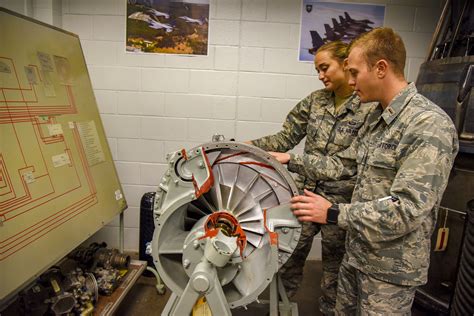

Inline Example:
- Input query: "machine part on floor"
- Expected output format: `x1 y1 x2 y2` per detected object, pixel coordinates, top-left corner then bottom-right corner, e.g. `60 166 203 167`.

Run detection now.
18 283 50 316
93 267 124 296
69 242 130 270
68 242 106 267
93 248 130 269
18 267 98 316
151 141 301 315
451 200 474 315
46 291 75 315
68 242 130 296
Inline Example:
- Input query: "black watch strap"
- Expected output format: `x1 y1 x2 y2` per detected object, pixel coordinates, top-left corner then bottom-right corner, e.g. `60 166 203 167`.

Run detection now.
326 204 340 225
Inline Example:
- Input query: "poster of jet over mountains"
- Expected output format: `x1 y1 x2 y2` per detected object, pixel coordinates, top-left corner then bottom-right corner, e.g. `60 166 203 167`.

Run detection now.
299 0 385 62
126 0 209 55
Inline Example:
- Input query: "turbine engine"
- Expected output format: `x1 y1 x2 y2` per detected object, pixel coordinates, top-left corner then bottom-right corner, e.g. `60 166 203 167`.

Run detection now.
150 141 301 315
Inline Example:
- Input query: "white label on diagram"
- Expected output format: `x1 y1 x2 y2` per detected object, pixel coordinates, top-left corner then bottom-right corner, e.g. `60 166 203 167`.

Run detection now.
52 152 70 167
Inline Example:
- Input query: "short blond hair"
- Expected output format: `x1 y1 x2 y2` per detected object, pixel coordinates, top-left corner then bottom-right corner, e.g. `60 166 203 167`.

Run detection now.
349 27 406 76
316 41 349 64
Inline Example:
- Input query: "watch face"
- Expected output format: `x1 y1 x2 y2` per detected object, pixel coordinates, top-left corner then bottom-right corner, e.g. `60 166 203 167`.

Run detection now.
327 206 339 224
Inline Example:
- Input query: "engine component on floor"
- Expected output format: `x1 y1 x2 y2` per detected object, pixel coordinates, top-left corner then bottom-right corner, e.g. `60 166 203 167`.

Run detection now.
68 242 129 296
93 267 125 296
69 242 130 270
18 267 98 316
150 141 301 315
68 242 105 267
18 283 50 316
93 248 130 270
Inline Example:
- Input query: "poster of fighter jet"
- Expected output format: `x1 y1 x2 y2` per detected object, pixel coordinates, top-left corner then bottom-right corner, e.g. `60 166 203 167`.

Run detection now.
299 0 385 62
126 0 209 55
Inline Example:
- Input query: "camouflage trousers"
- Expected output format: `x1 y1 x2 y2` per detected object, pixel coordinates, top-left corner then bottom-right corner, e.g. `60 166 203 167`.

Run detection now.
320 224 346 315
279 221 320 297
335 257 417 315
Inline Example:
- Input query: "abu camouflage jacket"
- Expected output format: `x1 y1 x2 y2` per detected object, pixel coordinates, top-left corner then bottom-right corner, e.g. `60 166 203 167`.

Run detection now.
251 89 375 203
302 83 459 285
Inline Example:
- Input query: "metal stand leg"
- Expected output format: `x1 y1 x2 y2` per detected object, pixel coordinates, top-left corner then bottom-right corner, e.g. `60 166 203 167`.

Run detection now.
269 273 295 316
171 279 201 316
146 267 166 295
162 292 179 316
278 274 292 316
269 275 279 316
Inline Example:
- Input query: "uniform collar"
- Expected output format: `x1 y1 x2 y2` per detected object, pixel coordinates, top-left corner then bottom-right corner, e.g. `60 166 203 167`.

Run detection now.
324 91 360 117
381 82 417 125
345 93 361 113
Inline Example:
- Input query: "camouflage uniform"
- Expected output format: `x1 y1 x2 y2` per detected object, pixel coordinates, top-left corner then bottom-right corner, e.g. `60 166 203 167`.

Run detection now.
336 259 417 315
301 83 459 314
251 89 375 314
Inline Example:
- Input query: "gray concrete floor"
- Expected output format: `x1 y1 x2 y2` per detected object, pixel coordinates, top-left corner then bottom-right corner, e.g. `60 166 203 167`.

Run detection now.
115 260 323 316
114 259 432 316
0 257 437 315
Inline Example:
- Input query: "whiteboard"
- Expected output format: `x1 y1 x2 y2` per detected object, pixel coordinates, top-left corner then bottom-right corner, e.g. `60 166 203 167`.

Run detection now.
0 7 127 302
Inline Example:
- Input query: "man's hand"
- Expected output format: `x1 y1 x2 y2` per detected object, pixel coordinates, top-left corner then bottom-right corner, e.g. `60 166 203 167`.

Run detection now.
269 152 291 164
291 189 332 224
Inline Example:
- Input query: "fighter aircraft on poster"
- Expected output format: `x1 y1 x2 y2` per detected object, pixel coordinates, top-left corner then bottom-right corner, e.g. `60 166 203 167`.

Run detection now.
309 11 374 54
299 1 385 62
128 11 174 32
126 0 210 55
148 8 170 19
178 15 206 25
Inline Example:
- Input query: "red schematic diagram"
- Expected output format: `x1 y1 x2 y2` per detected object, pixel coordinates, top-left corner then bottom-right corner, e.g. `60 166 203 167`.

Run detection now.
0 8 126 302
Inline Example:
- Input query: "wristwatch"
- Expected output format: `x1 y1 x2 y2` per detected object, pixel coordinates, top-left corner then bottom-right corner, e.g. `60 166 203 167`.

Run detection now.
326 204 340 225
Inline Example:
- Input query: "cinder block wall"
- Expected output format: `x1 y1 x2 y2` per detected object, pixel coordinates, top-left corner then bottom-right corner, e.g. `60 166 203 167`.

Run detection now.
1 0 445 259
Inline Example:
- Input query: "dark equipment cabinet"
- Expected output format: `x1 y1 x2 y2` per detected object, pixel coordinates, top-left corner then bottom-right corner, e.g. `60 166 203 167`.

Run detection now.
414 0 474 314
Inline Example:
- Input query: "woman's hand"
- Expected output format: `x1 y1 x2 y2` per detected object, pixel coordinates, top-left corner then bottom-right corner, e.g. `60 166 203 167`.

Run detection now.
268 152 291 164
